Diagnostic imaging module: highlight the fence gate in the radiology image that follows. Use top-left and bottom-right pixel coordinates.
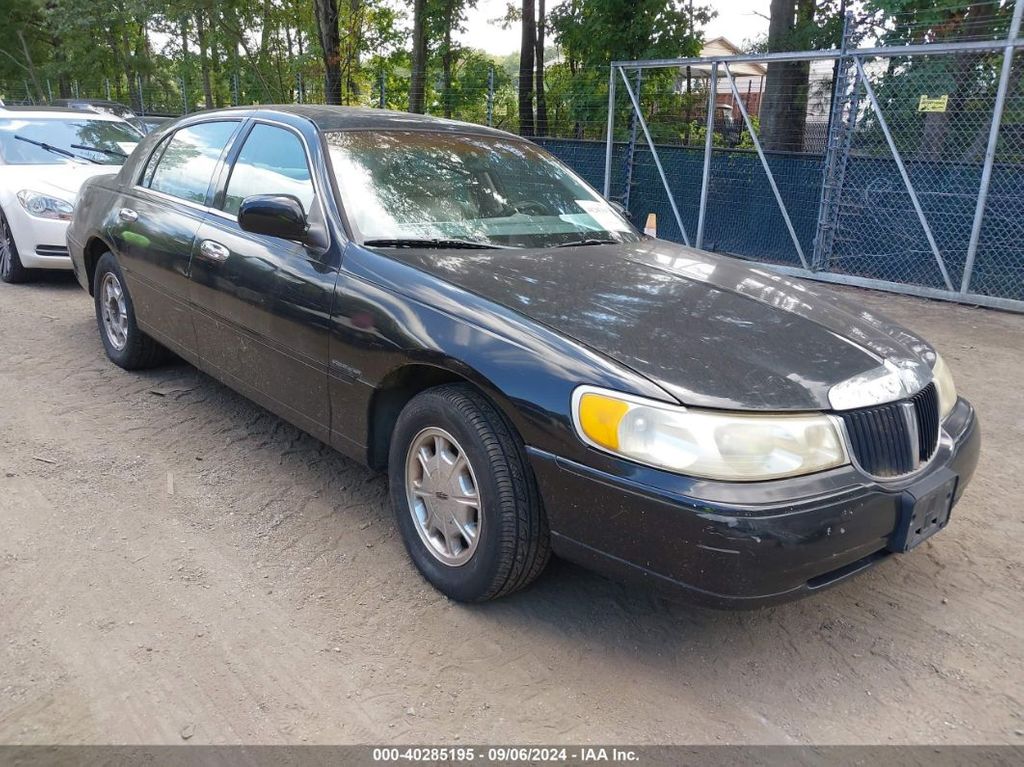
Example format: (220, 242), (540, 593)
(604, 0), (1024, 312)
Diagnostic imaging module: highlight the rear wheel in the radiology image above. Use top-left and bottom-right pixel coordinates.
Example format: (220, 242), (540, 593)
(93, 252), (168, 369)
(0, 209), (32, 284)
(389, 384), (550, 602)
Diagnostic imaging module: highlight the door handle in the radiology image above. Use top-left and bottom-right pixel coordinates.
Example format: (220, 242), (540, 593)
(198, 239), (230, 263)
(118, 208), (138, 223)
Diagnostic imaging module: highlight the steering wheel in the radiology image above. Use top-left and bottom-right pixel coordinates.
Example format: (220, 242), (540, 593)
(509, 200), (549, 216)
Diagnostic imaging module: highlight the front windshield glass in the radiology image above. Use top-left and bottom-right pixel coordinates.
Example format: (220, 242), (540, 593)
(0, 118), (140, 165)
(325, 130), (639, 249)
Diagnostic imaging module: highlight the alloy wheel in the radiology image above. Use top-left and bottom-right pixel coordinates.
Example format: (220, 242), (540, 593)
(0, 217), (11, 278)
(405, 426), (482, 566)
(100, 272), (129, 351)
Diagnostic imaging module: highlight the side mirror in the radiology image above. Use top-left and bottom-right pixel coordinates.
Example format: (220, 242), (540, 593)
(238, 194), (308, 242)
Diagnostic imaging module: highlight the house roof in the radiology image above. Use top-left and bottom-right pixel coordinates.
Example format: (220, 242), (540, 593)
(686, 37), (768, 78)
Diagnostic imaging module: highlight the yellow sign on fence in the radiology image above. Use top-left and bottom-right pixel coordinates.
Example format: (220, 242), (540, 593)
(918, 94), (949, 113)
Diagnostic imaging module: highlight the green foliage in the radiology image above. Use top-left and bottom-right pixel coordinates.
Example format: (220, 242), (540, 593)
(549, 0), (711, 69)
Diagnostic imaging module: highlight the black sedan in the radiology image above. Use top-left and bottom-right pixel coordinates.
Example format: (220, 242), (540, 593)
(66, 106), (980, 608)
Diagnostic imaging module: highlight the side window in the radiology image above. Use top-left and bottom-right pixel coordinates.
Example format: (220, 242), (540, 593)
(147, 121), (239, 204)
(222, 124), (315, 217)
(139, 135), (171, 187)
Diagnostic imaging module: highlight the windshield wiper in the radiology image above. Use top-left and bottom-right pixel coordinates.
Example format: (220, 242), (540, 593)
(363, 237), (508, 250)
(70, 143), (127, 158)
(554, 237), (619, 248)
(13, 135), (101, 164)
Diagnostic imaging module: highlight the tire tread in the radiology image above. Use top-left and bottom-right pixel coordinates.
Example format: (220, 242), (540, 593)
(94, 252), (169, 370)
(392, 383), (551, 601)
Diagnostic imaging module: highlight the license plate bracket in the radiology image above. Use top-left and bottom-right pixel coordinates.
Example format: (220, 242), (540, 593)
(890, 468), (958, 553)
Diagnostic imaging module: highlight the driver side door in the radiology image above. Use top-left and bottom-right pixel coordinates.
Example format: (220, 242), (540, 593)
(188, 120), (337, 443)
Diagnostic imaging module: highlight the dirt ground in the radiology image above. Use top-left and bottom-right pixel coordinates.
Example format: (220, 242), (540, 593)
(0, 272), (1022, 746)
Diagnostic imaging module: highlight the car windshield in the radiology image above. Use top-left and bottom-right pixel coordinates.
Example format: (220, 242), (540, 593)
(325, 130), (639, 249)
(0, 117), (140, 165)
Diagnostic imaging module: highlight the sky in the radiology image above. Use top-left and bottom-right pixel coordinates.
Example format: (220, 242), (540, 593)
(456, 0), (772, 56)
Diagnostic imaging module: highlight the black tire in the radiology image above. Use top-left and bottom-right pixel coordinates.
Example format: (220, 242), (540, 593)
(389, 384), (551, 602)
(0, 209), (32, 284)
(93, 252), (168, 370)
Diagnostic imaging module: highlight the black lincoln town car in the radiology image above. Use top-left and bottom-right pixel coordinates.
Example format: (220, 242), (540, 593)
(66, 106), (980, 608)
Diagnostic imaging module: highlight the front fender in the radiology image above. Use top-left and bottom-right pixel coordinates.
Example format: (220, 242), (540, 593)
(329, 245), (673, 463)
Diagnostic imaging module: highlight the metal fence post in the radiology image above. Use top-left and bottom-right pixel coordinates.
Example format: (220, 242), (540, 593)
(617, 68), (691, 245)
(232, 73), (240, 106)
(603, 65), (617, 199)
(621, 69), (643, 211)
(379, 66), (386, 108)
(179, 76), (188, 114)
(961, 0), (1024, 294)
(104, 78), (111, 101)
(812, 11), (855, 271)
(136, 73), (145, 115)
(695, 61), (718, 249)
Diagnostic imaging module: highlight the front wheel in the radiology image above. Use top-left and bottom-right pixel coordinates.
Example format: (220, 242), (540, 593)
(389, 384), (551, 602)
(93, 252), (168, 370)
(0, 209), (32, 284)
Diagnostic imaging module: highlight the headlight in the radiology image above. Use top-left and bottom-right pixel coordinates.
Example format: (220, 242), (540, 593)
(931, 353), (957, 419)
(572, 387), (848, 481)
(17, 190), (74, 221)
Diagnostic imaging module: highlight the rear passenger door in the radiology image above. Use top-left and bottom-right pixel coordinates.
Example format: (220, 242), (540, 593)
(188, 120), (337, 443)
(111, 120), (241, 355)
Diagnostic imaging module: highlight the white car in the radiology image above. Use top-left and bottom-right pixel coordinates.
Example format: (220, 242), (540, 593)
(0, 108), (141, 283)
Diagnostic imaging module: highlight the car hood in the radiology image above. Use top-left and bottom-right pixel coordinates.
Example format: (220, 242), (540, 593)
(383, 239), (936, 411)
(0, 163), (117, 203)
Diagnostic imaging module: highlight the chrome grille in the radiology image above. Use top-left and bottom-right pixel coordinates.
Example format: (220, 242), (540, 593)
(35, 245), (69, 257)
(839, 383), (940, 478)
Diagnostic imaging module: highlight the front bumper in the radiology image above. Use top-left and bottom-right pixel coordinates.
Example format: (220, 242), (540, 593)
(4, 207), (73, 270)
(528, 398), (980, 609)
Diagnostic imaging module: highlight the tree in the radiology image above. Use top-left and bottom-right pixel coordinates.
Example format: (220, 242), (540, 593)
(548, 1), (710, 139)
(760, 0), (815, 152)
(313, 0), (342, 104)
(519, 0), (535, 136)
(410, 0), (427, 112)
(864, 0), (1013, 161)
(534, 0), (547, 136)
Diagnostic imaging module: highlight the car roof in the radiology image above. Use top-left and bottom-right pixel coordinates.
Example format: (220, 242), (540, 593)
(53, 98), (124, 106)
(0, 106), (127, 120)
(185, 104), (521, 140)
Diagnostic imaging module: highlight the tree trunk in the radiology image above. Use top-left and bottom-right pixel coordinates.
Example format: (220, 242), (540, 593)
(338, 0), (362, 104)
(313, 0), (342, 104)
(179, 18), (189, 110)
(519, 0), (536, 137)
(534, 0), (547, 136)
(410, 0), (427, 113)
(197, 12), (214, 109)
(938, 2), (998, 161)
(442, 1), (455, 118)
(761, 0), (812, 152)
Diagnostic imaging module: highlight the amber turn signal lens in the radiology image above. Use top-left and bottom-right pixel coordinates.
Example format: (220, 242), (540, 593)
(577, 392), (630, 450)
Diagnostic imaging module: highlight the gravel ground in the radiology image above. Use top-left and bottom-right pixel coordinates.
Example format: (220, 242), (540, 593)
(0, 272), (1022, 745)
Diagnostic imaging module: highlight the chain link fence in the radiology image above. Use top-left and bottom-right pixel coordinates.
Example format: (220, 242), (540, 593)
(605, 2), (1024, 311)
